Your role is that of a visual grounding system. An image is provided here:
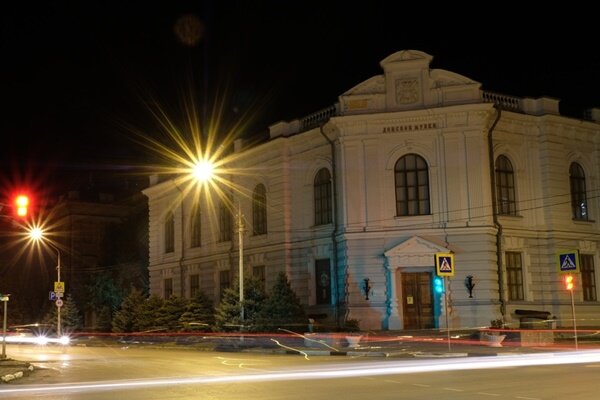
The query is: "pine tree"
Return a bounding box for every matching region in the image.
[259,272,307,332]
[96,306,113,332]
[84,272,122,319]
[215,274,267,332]
[112,288,146,333]
[135,295,165,332]
[43,294,83,334]
[155,296,188,331]
[214,286,241,332]
[179,290,215,331]
[62,294,83,331]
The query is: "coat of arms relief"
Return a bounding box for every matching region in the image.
[395,78,419,104]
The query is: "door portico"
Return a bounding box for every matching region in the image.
[384,236,451,330]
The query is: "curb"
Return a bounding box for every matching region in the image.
[413,352,469,358]
[275,348,476,358]
[0,361,34,384]
[283,349,389,356]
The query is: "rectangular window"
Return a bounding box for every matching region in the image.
[219,200,232,242]
[505,252,524,301]
[164,278,173,299]
[315,259,331,305]
[164,213,175,253]
[253,265,266,290]
[219,270,230,301]
[191,206,201,248]
[190,274,200,298]
[581,254,597,301]
[314,169,332,225]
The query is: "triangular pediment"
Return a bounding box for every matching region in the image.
[338,49,482,116]
[380,50,433,68]
[384,236,449,258]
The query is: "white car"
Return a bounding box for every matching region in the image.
[1,324,70,345]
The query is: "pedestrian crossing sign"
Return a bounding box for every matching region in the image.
[435,253,455,277]
[557,250,579,274]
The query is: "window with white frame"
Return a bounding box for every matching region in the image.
[252,184,267,235]
[570,162,588,220]
[253,265,266,290]
[164,211,175,253]
[580,254,597,301]
[219,197,232,242]
[495,155,517,215]
[505,252,524,301]
[314,168,332,226]
[219,270,230,301]
[190,203,201,248]
[189,273,200,298]
[394,154,430,216]
[164,278,173,299]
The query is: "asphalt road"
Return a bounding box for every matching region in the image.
[1,344,600,399]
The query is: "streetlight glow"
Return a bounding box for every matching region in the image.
[192,160,215,182]
[27,226,63,336]
[29,226,43,241]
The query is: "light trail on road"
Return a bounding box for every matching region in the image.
[2,350,600,396]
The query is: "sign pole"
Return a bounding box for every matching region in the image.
[444,277,450,352]
[570,289,578,350]
[1,294,9,360]
[435,253,454,353]
[557,250,580,350]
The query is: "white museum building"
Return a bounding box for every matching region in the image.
[143,50,600,331]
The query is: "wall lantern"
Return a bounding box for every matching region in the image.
[362,278,372,300]
[465,275,475,298]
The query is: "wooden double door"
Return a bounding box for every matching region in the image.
[401,271,434,330]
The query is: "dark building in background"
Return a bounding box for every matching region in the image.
[0,173,149,329]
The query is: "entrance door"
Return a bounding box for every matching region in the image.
[401,272,434,329]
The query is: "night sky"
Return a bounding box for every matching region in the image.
[2,1,599,198]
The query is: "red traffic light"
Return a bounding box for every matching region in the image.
[564,275,574,291]
[14,194,29,218]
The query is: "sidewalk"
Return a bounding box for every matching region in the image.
[0,359,34,383]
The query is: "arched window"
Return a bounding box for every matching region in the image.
[190,203,201,247]
[252,184,267,235]
[164,211,174,253]
[394,154,430,216]
[314,168,332,225]
[570,162,588,220]
[495,155,517,215]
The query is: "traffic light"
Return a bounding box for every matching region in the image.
[564,274,574,291]
[14,194,29,218]
[433,276,445,294]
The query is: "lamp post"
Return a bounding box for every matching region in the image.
[190,160,245,323]
[237,203,244,322]
[1,294,9,360]
[54,246,62,337]
[28,227,62,337]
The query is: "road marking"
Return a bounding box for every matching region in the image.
[477,392,501,397]
[412,383,430,387]
[443,387,463,392]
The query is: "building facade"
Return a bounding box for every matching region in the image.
[143,50,600,331]
[52,186,148,329]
